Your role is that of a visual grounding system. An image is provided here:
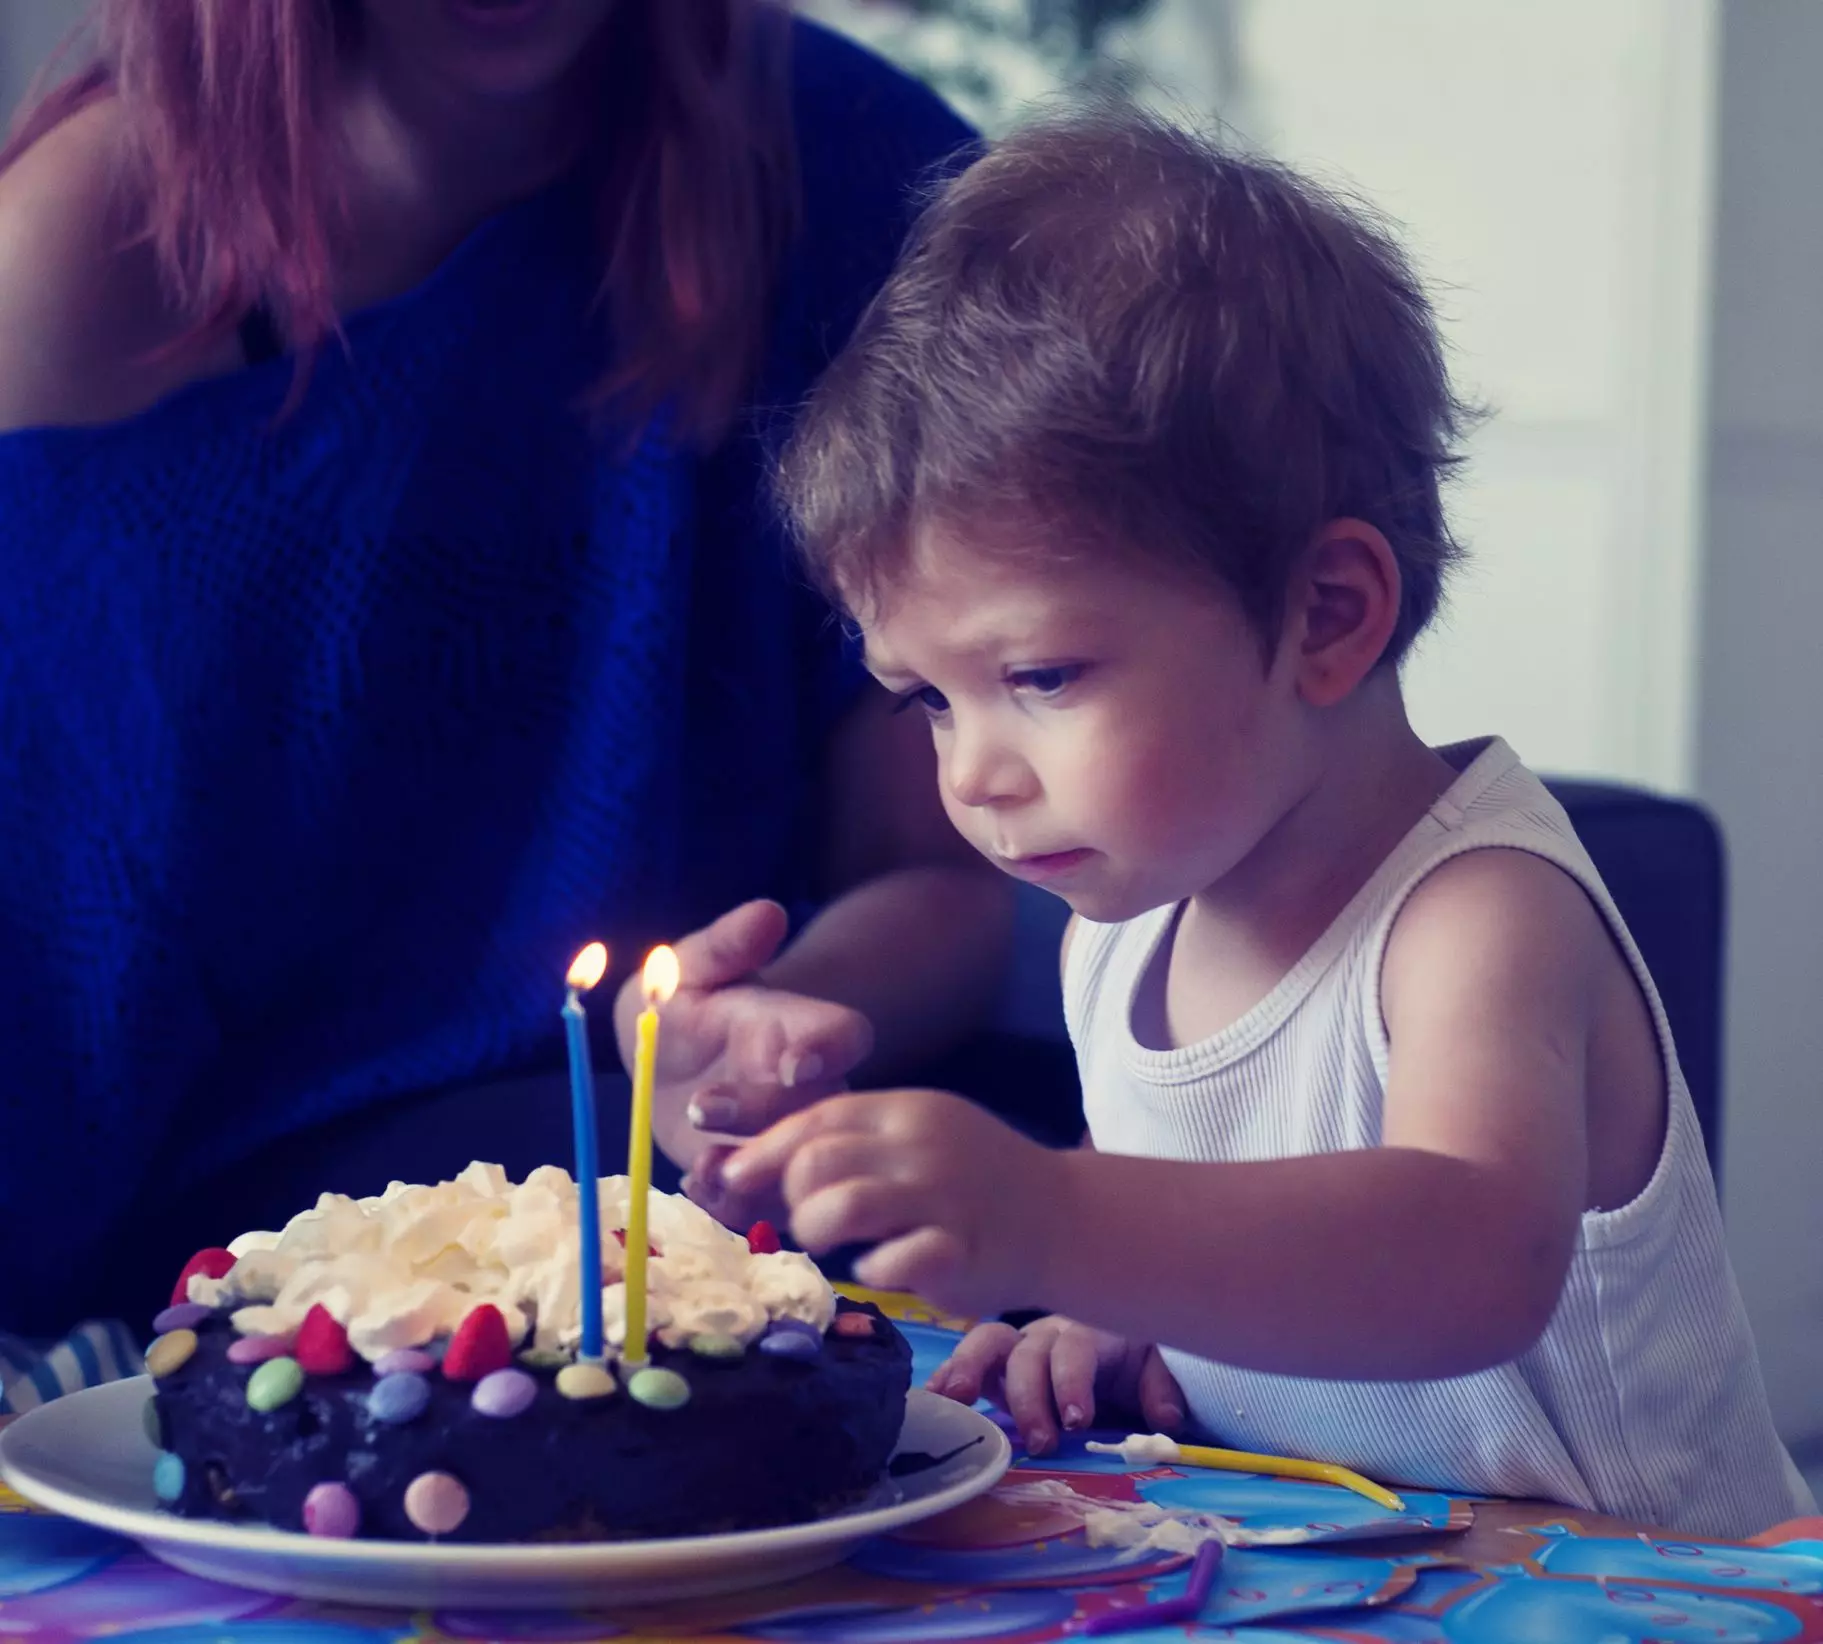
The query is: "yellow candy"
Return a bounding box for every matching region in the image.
[555,1362,618,1401]
[145,1329,198,1378]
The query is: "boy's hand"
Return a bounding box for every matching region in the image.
[720,1088,1067,1316]
[618,901,873,1221]
[930,1316,1186,1457]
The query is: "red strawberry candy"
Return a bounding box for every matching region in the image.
[747,1220,781,1255]
[295,1303,354,1376]
[170,1247,237,1307]
[443,1304,511,1382]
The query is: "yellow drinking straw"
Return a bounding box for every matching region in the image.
[1085,1433,1405,1512]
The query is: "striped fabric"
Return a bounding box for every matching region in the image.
[1068,736,1813,1540]
[0,1321,143,1415]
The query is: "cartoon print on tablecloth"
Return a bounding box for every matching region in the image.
[1432,1573,1811,1642]
[0,1545,286,1638]
[738,1588,1078,1641]
[1523,1524,1823,1592]
[95,1625,416,1644]
[0,1512,121,1597]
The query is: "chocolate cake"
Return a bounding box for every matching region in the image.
[142,1165,913,1541]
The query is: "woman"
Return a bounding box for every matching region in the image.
[0,0,1012,1338]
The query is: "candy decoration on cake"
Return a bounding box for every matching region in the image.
[561,941,611,1361]
[626,1365,691,1409]
[747,1219,782,1254]
[302,1482,361,1539]
[373,1348,435,1376]
[227,1334,292,1366]
[153,1302,211,1335]
[471,1368,537,1418]
[442,1304,511,1382]
[145,1330,197,1378]
[403,1471,470,1536]
[295,1304,354,1376]
[170,1247,237,1306]
[688,1332,744,1359]
[246,1357,304,1412]
[623,944,680,1369]
[152,1452,185,1502]
[555,1361,618,1400]
[833,1311,877,1338]
[368,1372,431,1425]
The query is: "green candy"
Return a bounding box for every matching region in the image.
[246,1355,305,1413]
[518,1347,569,1370]
[687,1332,744,1361]
[627,1366,691,1410]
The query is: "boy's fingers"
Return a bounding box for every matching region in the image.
[672,900,790,992]
[1002,1332,1063,1456]
[928,1322,1019,1400]
[782,1131,891,1206]
[1137,1348,1187,1435]
[855,1227,963,1301]
[1048,1325,1101,1432]
[720,1093,874,1188]
[789,1175,915,1253]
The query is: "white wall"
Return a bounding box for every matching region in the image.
[1228,0,1717,792]
[1699,0,1823,1445]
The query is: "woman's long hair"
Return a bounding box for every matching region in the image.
[0,0,796,443]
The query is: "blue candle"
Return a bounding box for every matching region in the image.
[563,942,610,1362]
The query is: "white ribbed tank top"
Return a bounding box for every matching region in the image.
[1066,737,1811,1538]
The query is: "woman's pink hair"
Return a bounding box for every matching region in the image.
[0,0,795,442]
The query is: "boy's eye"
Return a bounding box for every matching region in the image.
[1009,664,1086,698]
[890,684,952,718]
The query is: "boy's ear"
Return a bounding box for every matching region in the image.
[1286,518,1403,708]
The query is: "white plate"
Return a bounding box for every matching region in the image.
[0,1379,1009,1610]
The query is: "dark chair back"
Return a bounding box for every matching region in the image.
[1546,780,1726,1174]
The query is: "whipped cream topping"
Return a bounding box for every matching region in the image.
[188,1161,837,1363]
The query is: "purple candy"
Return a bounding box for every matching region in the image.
[765,1317,822,1342]
[152,1302,212,1335]
[470,1367,537,1419]
[374,1348,437,1377]
[759,1328,820,1360]
[226,1334,293,1366]
[367,1371,431,1425]
[302,1481,361,1539]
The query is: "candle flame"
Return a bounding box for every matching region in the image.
[566,942,609,993]
[642,944,680,1006]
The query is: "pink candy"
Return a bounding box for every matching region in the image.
[373,1348,436,1377]
[302,1481,361,1539]
[227,1334,294,1366]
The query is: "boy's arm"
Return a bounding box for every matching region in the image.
[1031,848,1594,1378]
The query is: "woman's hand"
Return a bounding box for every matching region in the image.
[621,900,873,1221]
[931,1316,1186,1457]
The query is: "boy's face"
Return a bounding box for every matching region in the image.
[858,526,1319,923]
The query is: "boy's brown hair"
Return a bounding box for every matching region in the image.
[776,104,1475,663]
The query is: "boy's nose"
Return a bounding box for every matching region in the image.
[943,727,1036,810]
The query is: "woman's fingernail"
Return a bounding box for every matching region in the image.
[689,1094,738,1129]
[1063,1403,1086,1430]
[780,1051,824,1087]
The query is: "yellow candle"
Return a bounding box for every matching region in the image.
[1175,1442,1405,1512]
[623,944,679,1368]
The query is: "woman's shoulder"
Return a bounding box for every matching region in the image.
[0,98,235,434]
[781,20,976,357]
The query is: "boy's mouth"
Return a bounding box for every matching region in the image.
[997,848,1095,883]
